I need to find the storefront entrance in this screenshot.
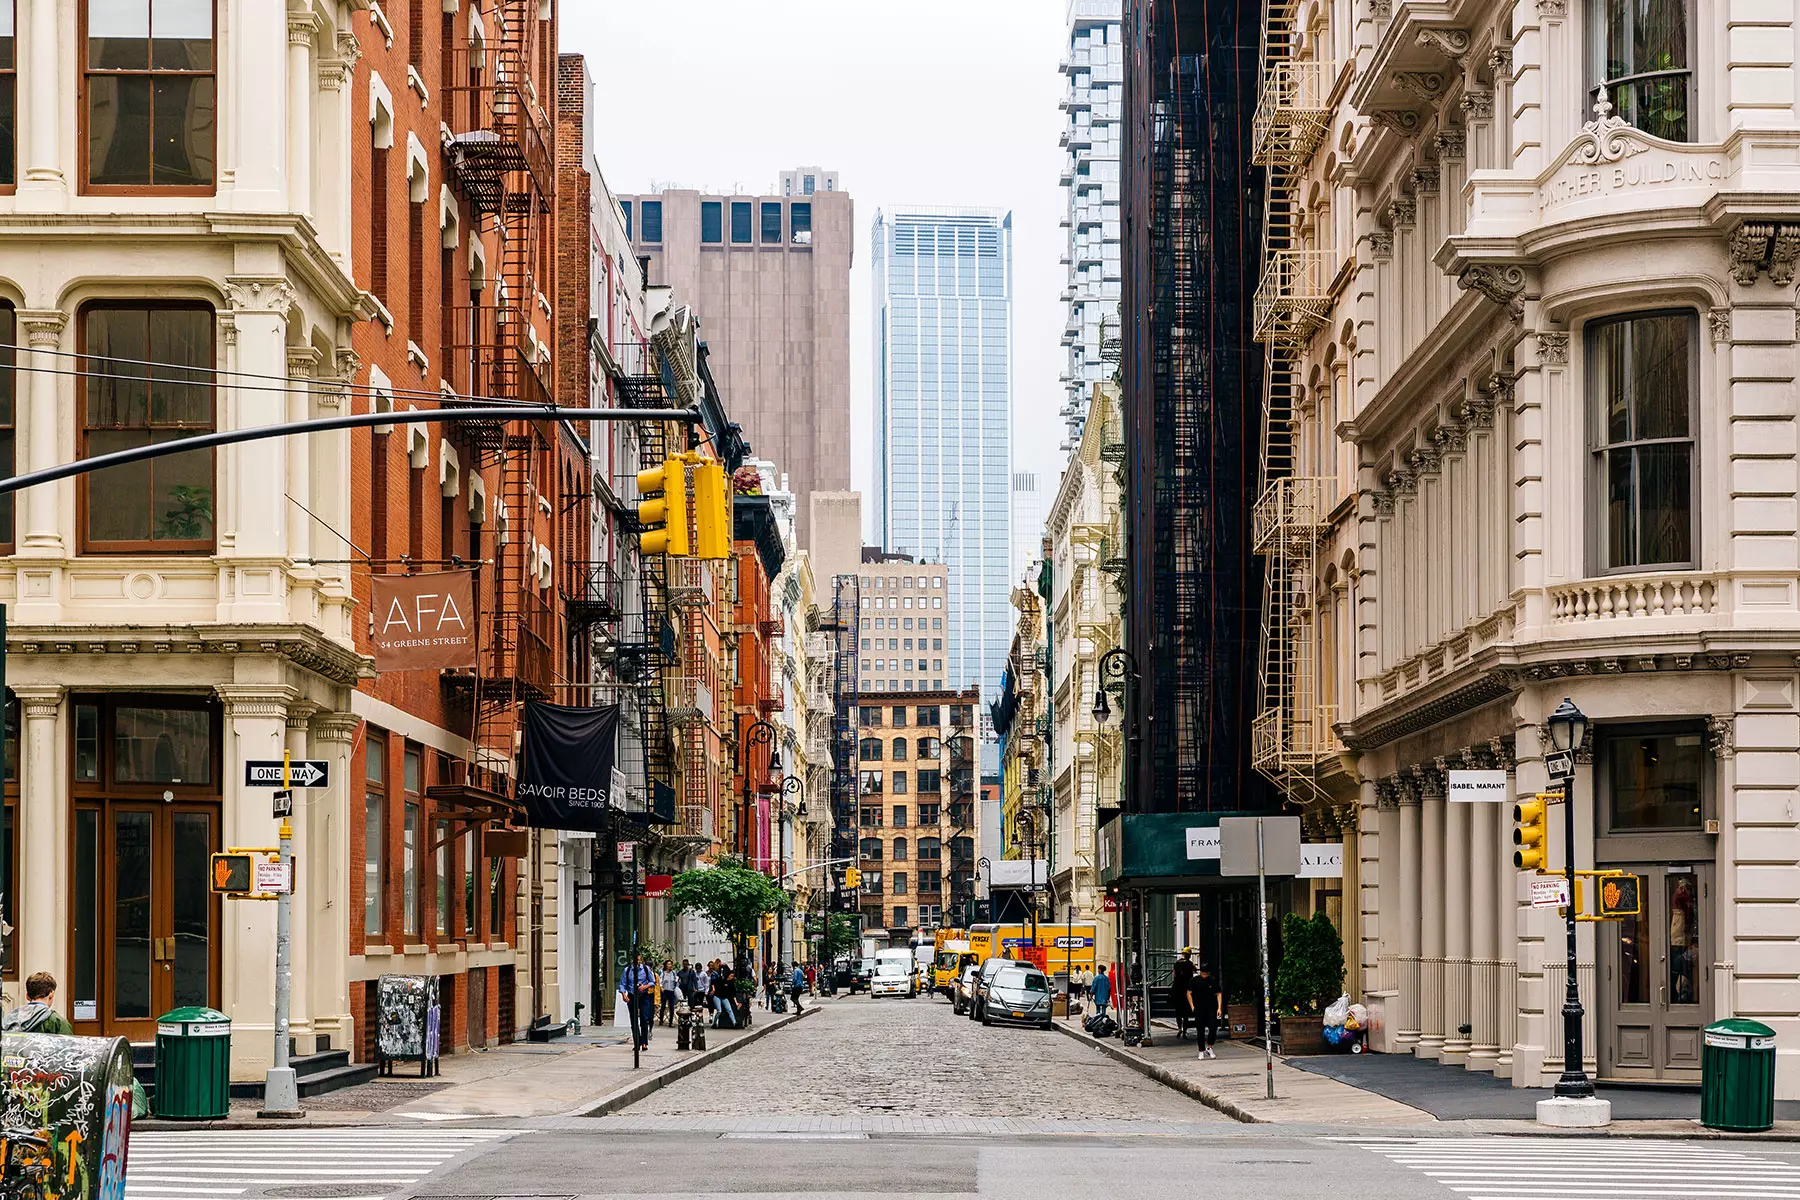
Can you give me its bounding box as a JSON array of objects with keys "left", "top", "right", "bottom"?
[
  {"left": 1600, "top": 863, "right": 1710, "bottom": 1083},
  {"left": 69, "top": 696, "right": 223, "bottom": 1044}
]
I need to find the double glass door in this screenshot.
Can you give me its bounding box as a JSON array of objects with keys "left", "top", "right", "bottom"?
[
  {"left": 72, "top": 803, "right": 220, "bottom": 1043},
  {"left": 1602, "top": 863, "right": 1709, "bottom": 1083}
]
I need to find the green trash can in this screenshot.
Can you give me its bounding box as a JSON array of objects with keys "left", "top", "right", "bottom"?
[
  {"left": 1702, "top": 1017, "right": 1777, "bottom": 1132},
  {"left": 153, "top": 1006, "right": 232, "bottom": 1119}
]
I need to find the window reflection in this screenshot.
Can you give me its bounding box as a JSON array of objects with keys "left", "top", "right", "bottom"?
[{"left": 1667, "top": 871, "right": 1699, "bottom": 1005}]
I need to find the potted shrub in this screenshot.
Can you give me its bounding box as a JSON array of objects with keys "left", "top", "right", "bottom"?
[{"left": 1271, "top": 909, "right": 1345, "bottom": 1055}]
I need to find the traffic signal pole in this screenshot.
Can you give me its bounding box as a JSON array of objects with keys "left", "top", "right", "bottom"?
[{"left": 261, "top": 752, "right": 301, "bottom": 1118}]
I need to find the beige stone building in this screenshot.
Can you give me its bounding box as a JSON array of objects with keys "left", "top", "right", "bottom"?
[
  {"left": 857, "top": 554, "right": 951, "bottom": 695},
  {"left": 1253, "top": 0, "right": 1800, "bottom": 1097},
  {"left": 619, "top": 175, "right": 853, "bottom": 548}
]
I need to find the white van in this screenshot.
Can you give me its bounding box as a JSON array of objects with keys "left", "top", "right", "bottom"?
[{"left": 874, "top": 947, "right": 919, "bottom": 998}]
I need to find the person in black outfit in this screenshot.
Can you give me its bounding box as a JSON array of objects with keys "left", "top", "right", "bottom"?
[
  {"left": 1169, "top": 948, "right": 1196, "bottom": 1039},
  {"left": 1190, "top": 962, "right": 1224, "bottom": 1059}
]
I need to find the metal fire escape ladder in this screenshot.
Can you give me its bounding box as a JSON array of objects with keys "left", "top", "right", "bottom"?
[{"left": 1252, "top": 0, "right": 1335, "bottom": 810}]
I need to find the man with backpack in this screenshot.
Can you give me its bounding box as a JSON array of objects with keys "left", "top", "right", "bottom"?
[{"left": 3, "top": 972, "right": 74, "bottom": 1035}]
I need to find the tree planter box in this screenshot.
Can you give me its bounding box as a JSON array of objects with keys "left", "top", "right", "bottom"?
[
  {"left": 1227, "top": 1003, "right": 1258, "bottom": 1039},
  {"left": 1276, "top": 1014, "right": 1325, "bottom": 1056}
]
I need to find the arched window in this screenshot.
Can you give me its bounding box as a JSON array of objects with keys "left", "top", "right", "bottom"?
[
  {"left": 917, "top": 736, "right": 941, "bottom": 760},
  {"left": 892, "top": 837, "right": 908, "bottom": 861},
  {"left": 891, "top": 737, "right": 908, "bottom": 761}
]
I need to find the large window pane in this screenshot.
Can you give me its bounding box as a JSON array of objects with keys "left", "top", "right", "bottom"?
[
  {"left": 1593, "top": 0, "right": 1691, "bottom": 141},
  {"left": 150, "top": 0, "right": 212, "bottom": 70},
  {"left": 1637, "top": 443, "right": 1692, "bottom": 565},
  {"left": 113, "top": 810, "right": 153, "bottom": 1020},
  {"left": 171, "top": 810, "right": 211, "bottom": 1008},
  {"left": 700, "top": 201, "right": 722, "bottom": 244},
  {"left": 89, "top": 0, "right": 151, "bottom": 69},
  {"left": 88, "top": 77, "right": 154, "bottom": 185},
  {"left": 150, "top": 75, "right": 214, "bottom": 185},
  {"left": 73, "top": 810, "right": 100, "bottom": 1020},
  {"left": 113, "top": 705, "right": 210, "bottom": 784},
  {"left": 1606, "top": 729, "right": 1704, "bottom": 830},
  {"left": 403, "top": 801, "right": 420, "bottom": 936},
  {"left": 1591, "top": 312, "right": 1695, "bottom": 569},
  {"left": 86, "top": 0, "right": 215, "bottom": 187}
]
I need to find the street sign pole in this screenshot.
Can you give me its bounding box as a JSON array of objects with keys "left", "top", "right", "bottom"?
[
  {"left": 1258, "top": 817, "right": 1275, "bottom": 1100},
  {"left": 261, "top": 751, "right": 301, "bottom": 1118}
]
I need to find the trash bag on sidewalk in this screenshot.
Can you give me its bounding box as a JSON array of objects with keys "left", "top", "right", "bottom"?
[{"left": 1323, "top": 993, "right": 1351, "bottom": 1028}]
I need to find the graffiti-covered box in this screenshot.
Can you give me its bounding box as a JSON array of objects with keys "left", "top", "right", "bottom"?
[
  {"left": 375, "top": 975, "right": 441, "bottom": 1077},
  {"left": 0, "top": 1032, "right": 134, "bottom": 1200}
]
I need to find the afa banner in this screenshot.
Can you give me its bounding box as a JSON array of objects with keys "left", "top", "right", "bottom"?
[
  {"left": 371, "top": 571, "right": 477, "bottom": 672},
  {"left": 517, "top": 701, "right": 620, "bottom": 833}
]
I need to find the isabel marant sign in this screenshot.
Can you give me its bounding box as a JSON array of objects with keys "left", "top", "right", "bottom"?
[{"left": 517, "top": 701, "right": 621, "bottom": 834}]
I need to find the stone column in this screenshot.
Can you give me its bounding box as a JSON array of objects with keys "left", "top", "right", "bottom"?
[
  {"left": 216, "top": 683, "right": 298, "bottom": 1079},
  {"left": 287, "top": 14, "right": 317, "bottom": 218},
  {"left": 1468, "top": 752, "right": 1503, "bottom": 1071},
  {"left": 14, "top": 687, "right": 65, "bottom": 1013},
  {"left": 16, "top": 311, "right": 67, "bottom": 559},
  {"left": 285, "top": 347, "right": 319, "bottom": 570},
  {"left": 18, "top": 0, "right": 64, "bottom": 202},
  {"left": 1397, "top": 781, "right": 1422, "bottom": 1048},
  {"left": 310, "top": 711, "right": 357, "bottom": 1055},
  {"left": 1358, "top": 773, "right": 1383, "bottom": 997},
  {"left": 320, "top": 34, "right": 362, "bottom": 267},
  {"left": 220, "top": 279, "right": 294, "bottom": 621},
  {"left": 1418, "top": 769, "right": 1447, "bottom": 1058},
  {"left": 1442, "top": 759, "right": 1472, "bottom": 1064}
]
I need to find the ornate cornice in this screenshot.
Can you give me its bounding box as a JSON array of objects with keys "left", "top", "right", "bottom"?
[
  {"left": 1369, "top": 109, "right": 1423, "bottom": 139},
  {"left": 1458, "top": 264, "right": 1527, "bottom": 318},
  {"left": 1392, "top": 72, "right": 1447, "bottom": 102},
  {"left": 6, "top": 625, "right": 371, "bottom": 686},
  {"left": 215, "top": 683, "right": 301, "bottom": 720},
  {"left": 1339, "top": 674, "right": 1515, "bottom": 751}
]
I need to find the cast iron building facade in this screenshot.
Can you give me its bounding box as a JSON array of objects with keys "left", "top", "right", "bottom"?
[{"left": 1121, "top": 0, "right": 1269, "bottom": 816}]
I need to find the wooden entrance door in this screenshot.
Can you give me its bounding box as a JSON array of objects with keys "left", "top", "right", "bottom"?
[
  {"left": 1602, "top": 863, "right": 1710, "bottom": 1083},
  {"left": 73, "top": 803, "right": 220, "bottom": 1042}
]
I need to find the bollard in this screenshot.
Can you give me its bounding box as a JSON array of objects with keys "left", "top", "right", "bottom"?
[
  {"left": 676, "top": 1004, "right": 692, "bottom": 1052},
  {"left": 1, "top": 1031, "right": 136, "bottom": 1200}
]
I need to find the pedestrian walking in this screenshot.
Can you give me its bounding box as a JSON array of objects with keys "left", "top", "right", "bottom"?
[
  {"left": 658, "top": 959, "right": 680, "bottom": 1026},
  {"left": 1190, "top": 962, "right": 1224, "bottom": 1059},
  {"left": 1170, "top": 947, "right": 1196, "bottom": 1039},
  {"left": 789, "top": 962, "right": 807, "bottom": 1014},
  {"left": 711, "top": 963, "right": 738, "bottom": 1028},
  {"left": 619, "top": 953, "right": 657, "bottom": 1051},
  {"left": 679, "top": 959, "right": 699, "bottom": 1005},
  {"left": 2, "top": 972, "right": 74, "bottom": 1034},
  {"left": 1090, "top": 962, "right": 1112, "bottom": 1018}
]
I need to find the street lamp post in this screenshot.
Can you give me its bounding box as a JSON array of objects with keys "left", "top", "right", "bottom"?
[
  {"left": 779, "top": 774, "right": 804, "bottom": 968},
  {"left": 737, "top": 718, "right": 780, "bottom": 866},
  {"left": 1546, "top": 697, "right": 1594, "bottom": 1100}
]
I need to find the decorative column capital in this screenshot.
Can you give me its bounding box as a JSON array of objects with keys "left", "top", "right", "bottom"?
[
  {"left": 289, "top": 12, "right": 320, "bottom": 45},
  {"left": 285, "top": 703, "right": 321, "bottom": 731},
  {"left": 214, "top": 683, "right": 301, "bottom": 720},
  {"left": 287, "top": 345, "right": 320, "bottom": 378},
  {"left": 312, "top": 713, "right": 361, "bottom": 744},
  {"left": 1459, "top": 89, "right": 1495, "bottom": 120},
  {"left": 1411, "top": 163, "right": 1440, "bottom": 196},
  {"left": 15, "top": 310, "right": 67, "bottom": 346},
  {"left": 1709, "top": 307, "right": 1732, "bottom": 345},
  {"left": 1433, "top": 126, "right": 1466, "bottom": 161},
  {"left": 225, "top": 275, "right": 298, "bottom": 318},
  {"left": 1707, "top": 715, "right": 1736, "bottom": 759},
  {"left": 1388, "top": 195, "right": 1418, "bottom": 229},
  {"left": 1489, "top": 45, "right": 1514, "bottom": 80},
  {"left": 1535, "top": 329, "right": 1570, "bottom": 364},
  {"left": 1369, "top": 229, "right": 1395, "bottom": 261},
  {"left": 1488, "top": 736, "right": 1516, "bottom": 772},
  {"left": 11, "top": 685, "right": 64, "bottom": 718}
]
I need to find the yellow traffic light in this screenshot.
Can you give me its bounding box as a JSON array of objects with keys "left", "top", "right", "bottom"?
[
  {"left": 636, "top": 457, "right": 691, "bottom": 557},
  {"left": 692, "top": 458, "right": 732, "bottom": 560},
  {"left": 1513, "top": 797, "right": 1548, "bottom": 871},
  {"left": 845, "top": 866, "right": 862, "bottom": 889},
  {"left": 210, "top": 853, "right": 254, "bottom": 895}
]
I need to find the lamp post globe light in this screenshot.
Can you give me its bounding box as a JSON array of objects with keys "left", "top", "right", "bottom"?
[
  {"left": 1094, "top": 648, "right": 1141, "bottom": 805},
  {"left": 1546, "top": 697, "right": 1597, "bottom": 1105}
]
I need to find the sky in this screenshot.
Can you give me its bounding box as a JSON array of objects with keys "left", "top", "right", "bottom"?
[{"left": 567, "top": 1, "right": 1070, "bottom": 538}]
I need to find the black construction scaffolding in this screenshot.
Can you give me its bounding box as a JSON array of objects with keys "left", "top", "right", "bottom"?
[{"left": 1121, "top": 0, "right": 1272, "bottom": 818}]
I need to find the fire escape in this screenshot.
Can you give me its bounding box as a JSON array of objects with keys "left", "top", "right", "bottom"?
[
  {"left": 821, "top": 574, "right": 861, "bottom": 912},
  {"left": 1251, "top": 0, "right": 1335, "bottom": 808},
  {"left": 438, "top": 0, "right": 557, "bottom": 791}
]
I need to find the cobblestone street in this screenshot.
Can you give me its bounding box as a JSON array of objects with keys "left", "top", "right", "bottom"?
[{"left": 618, "top": 994, "right": 1231, "bottom": 1121}]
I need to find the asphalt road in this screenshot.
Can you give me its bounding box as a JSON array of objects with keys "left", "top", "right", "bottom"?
[{"left": 125, "top": 995, "right": 1800, "bottom": 1200}]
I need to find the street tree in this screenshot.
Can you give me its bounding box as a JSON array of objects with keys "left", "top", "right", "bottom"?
[{"left": 669, "top": 855, "right": 786, "bottom": 970}]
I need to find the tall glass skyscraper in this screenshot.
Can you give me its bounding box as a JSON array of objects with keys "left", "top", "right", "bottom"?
[
  {"left": 1060, "top": 0, "right": 1123, "bottom": 448},
  {"left": 872, "top": 207, "right": 1014, "bottom": 700}
]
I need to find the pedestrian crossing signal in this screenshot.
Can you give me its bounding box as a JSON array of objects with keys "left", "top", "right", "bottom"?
[
  {"left": 1512, "top": 797, "right": 1548, "bottom": 871},
  {"left": 210, "top": 853, "right": 254, "bottom": 894},
  {"left": 1599, "top": 873, "right": 1642, "bottom": 918}
]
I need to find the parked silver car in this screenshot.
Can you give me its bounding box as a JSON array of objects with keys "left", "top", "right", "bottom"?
[
  {"left": 981, "top": 965, "right": 1053, "bottom": 1029},
  {"left": 967, "top": 955, "right": 1022, "bottom": 1023},
  {"left": 951, "top": 963, "right": 980, "bottom": 1015}
]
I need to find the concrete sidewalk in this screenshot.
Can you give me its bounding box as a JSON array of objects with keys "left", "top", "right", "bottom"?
[
  {"left": 1058, "top": 1017, "right": 1800, "bottom": 1139},
  {"left": 142, "top": 997, "right": 822, "bottom": 1128},
  {"left": 1056, "top": 1017, "right": 1432, "bottom": 1125}
]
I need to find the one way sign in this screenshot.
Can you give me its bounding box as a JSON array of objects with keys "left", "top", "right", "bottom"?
[{"left": 245, "top": 760, "right": 331, "bottom": 788}]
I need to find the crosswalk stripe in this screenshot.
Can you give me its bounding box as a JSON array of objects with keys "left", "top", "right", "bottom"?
[
  {"left": 1337, "top": 1136, "right": 1800, "bottom": 1200},
  {"left": 123, "top": 1127, "right": 520, "bottom": 1200}
]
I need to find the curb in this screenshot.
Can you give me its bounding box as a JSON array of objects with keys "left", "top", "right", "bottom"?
[
  {"left": 1053, "top": 1019, "right": 1260, "bottom": 1124},
  {"left": 573, "top": 1004, "right": 818, "bottom": 1118}
]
